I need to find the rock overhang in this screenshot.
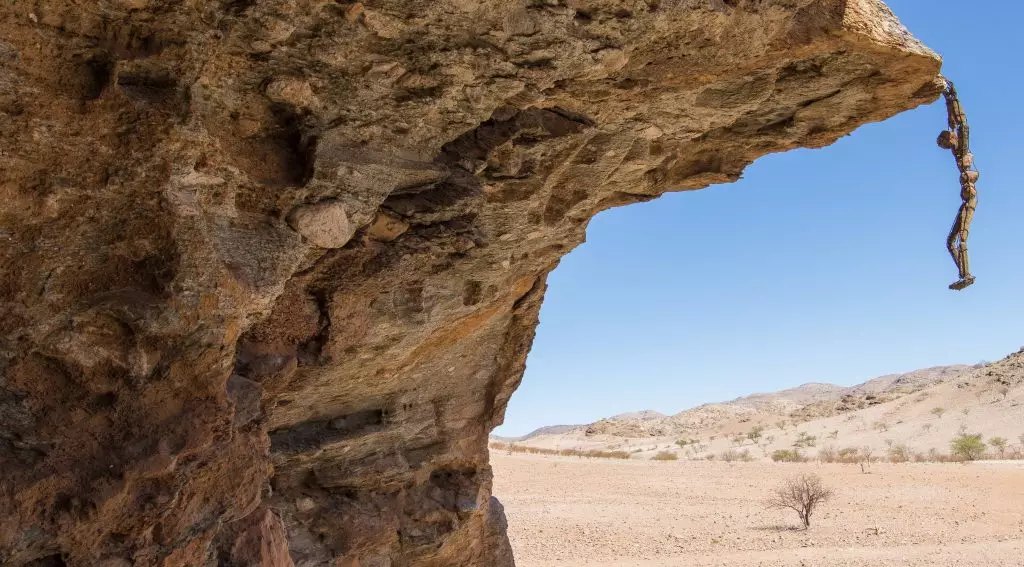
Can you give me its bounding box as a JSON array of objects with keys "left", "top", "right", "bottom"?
[{"left": 0, "top": 0, "right": 940, "bottom": 565}]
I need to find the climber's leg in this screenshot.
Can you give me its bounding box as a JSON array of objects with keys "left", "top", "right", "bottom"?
[{"left": 946, "top": 209, "right": 962, "bottom": 272}]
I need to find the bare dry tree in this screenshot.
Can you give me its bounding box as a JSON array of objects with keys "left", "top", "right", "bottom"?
[{"left": 768, "top": 473, "right": 834, "bottom": 529}]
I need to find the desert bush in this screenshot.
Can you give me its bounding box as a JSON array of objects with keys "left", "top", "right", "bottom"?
[
  {"left": 772, "top": 449, "right": 805, "bottom": 463},
  {"left": 776, "top": 420, "right": 788, "bottom": 431},
  {"left": 589, "top": 450, "right": 631, "bottom": 459},
  {"left": 950, "top": 433, "right": 986, "bottom": 461},
  {"left": 747, "top": 425, "right": 765, "bottom": 444},
  {"left": 675, "top": 439, "right": 689, "bottom": 448},
  {"left": 818, "top": 445, "right": 837, "bottom": 463},
  {"left": 931, "top": 406, "right": 946, "bottom": 418},
  {"left": 793, "top": 432, "right": 817, "bottom": 448},
  {"left": 488, "top": 442, "right": 631, "bottom": 460},
  {"left": 872, "top": 421, "right": 889, "bottom": 432},
  {"left": 887, "top": 443, "right": 913, "bottom": 463},
  {"left": 705, "top": 454, "right": 716, "bottom": 461},
  {"left": 652, "top": 450, "right": 678, "bottom": 461},
  {"left": 731, "top": 434, "right": 746, "bottom": 446},
  {"left": 720, "top": 449, "right": 753, "bottom": 462},
  {"left": 921, "top": 423, "right": 933, "bottom": 432},
  {"left": 924, "top": 448, "right": 957, "bottom": 463},
  {"left": 989, "top": 437, "right": 1009, "bottom": 459},
  {"left": 836, "top": 447, "right": 861, "bottom": 464},
  {"left": 828, "top": 429, "right": 839, "bottom": 440},
  {"left": 768, "top": 473, "right": 834, "bottom": 529}
]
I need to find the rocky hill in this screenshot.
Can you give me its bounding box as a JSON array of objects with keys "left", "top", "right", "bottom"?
[
  {"left": 493, "top": 424, "right": 582, "bottom": 443},
  {"left": 579, "top": 365, "right": 970, "bottom": 438},
  {"left": 511, "top": 351, "right": 1023, "bottom": 461}
]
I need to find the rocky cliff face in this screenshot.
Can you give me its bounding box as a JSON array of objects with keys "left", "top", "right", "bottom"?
[{"left": 0, "top": 1, "right": 940, "bottom": 565}]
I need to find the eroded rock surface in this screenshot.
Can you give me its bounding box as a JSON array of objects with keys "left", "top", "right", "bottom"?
[{"left": 0, "top": 1, "right": 939, "bottom": 565}]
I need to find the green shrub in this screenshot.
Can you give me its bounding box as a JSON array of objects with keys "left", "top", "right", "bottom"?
[
  {"left": 887, "top": 443, "right": 912, "bottom": 463},
  {"left": 837, "top": 447, "right": 861, "bottom": 464},
  {"left": 950, "top": 433, "right": 986, "bottom": 461},
  {"left": 793, "top": 432, "right": 817, "bottom": 448},
  {"left": 772, "top": 449, "right": 804, "bottom": 463},
  {"left": 747, "top": 425, "right": 765, "bottom": 444},
  {"left": 989, "top": 437, "right": 1008, "bottom": 458}
]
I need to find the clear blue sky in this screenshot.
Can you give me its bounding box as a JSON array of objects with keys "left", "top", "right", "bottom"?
[{"left": 495, "top": 2, "right": 1024, "bottom": 437}]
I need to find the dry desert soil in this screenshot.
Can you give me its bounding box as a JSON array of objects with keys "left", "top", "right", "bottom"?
[{"left": 491, "top": 453, "right": 1024, "bottom": 566}]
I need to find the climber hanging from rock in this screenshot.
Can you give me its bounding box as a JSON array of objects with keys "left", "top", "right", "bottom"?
[{"left": 936, "top": 77, "right": 979, "bottom": 291}]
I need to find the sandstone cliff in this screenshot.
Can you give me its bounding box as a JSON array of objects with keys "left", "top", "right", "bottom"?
[{"left": 0, "top": 1, "right": 941, "bottom": 565}]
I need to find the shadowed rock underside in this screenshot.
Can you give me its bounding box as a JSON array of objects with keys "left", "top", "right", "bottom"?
[{"left": 0, "top": 0, "right": 940, "bottom": 565}]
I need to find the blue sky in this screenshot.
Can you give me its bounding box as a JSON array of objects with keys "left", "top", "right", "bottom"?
[{"left": 495, "top": 2, "right": 1024, "bottom": 436}]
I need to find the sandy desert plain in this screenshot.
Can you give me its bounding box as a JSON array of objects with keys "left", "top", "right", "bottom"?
[{"left": 491, "top": 453, "right": 1024, "bottom": 566}]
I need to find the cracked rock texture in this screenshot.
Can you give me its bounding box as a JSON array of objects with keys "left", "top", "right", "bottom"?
[{"left": 0, "top": 0, "right": 940, "bottom": 565}]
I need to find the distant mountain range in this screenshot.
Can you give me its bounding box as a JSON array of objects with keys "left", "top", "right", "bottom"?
[
  {"left": 492, "top": 350, "right": 1024, "bottom": 461},
  {"left": 499, "top": 364, "right": 975, "bottom": 441}
]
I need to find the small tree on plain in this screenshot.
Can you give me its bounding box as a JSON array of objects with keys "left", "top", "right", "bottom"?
[
  {"left": 768, "top": 473, "right": 834, "bottom": 529},
  {"left": 989, "top": 437, "right": 1008, "bottom": 459},
  {"left": 950, "top": 433, "right": 986, "bottom": 461}
]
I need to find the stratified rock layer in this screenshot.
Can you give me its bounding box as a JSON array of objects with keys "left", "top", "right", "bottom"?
[{"left": 0, "top": 1, "right": 940, "bottom": 565}]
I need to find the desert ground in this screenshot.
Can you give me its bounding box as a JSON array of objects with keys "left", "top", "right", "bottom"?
[{"left": 491, "top": 453, "right": 1024, "bottom": 566}]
